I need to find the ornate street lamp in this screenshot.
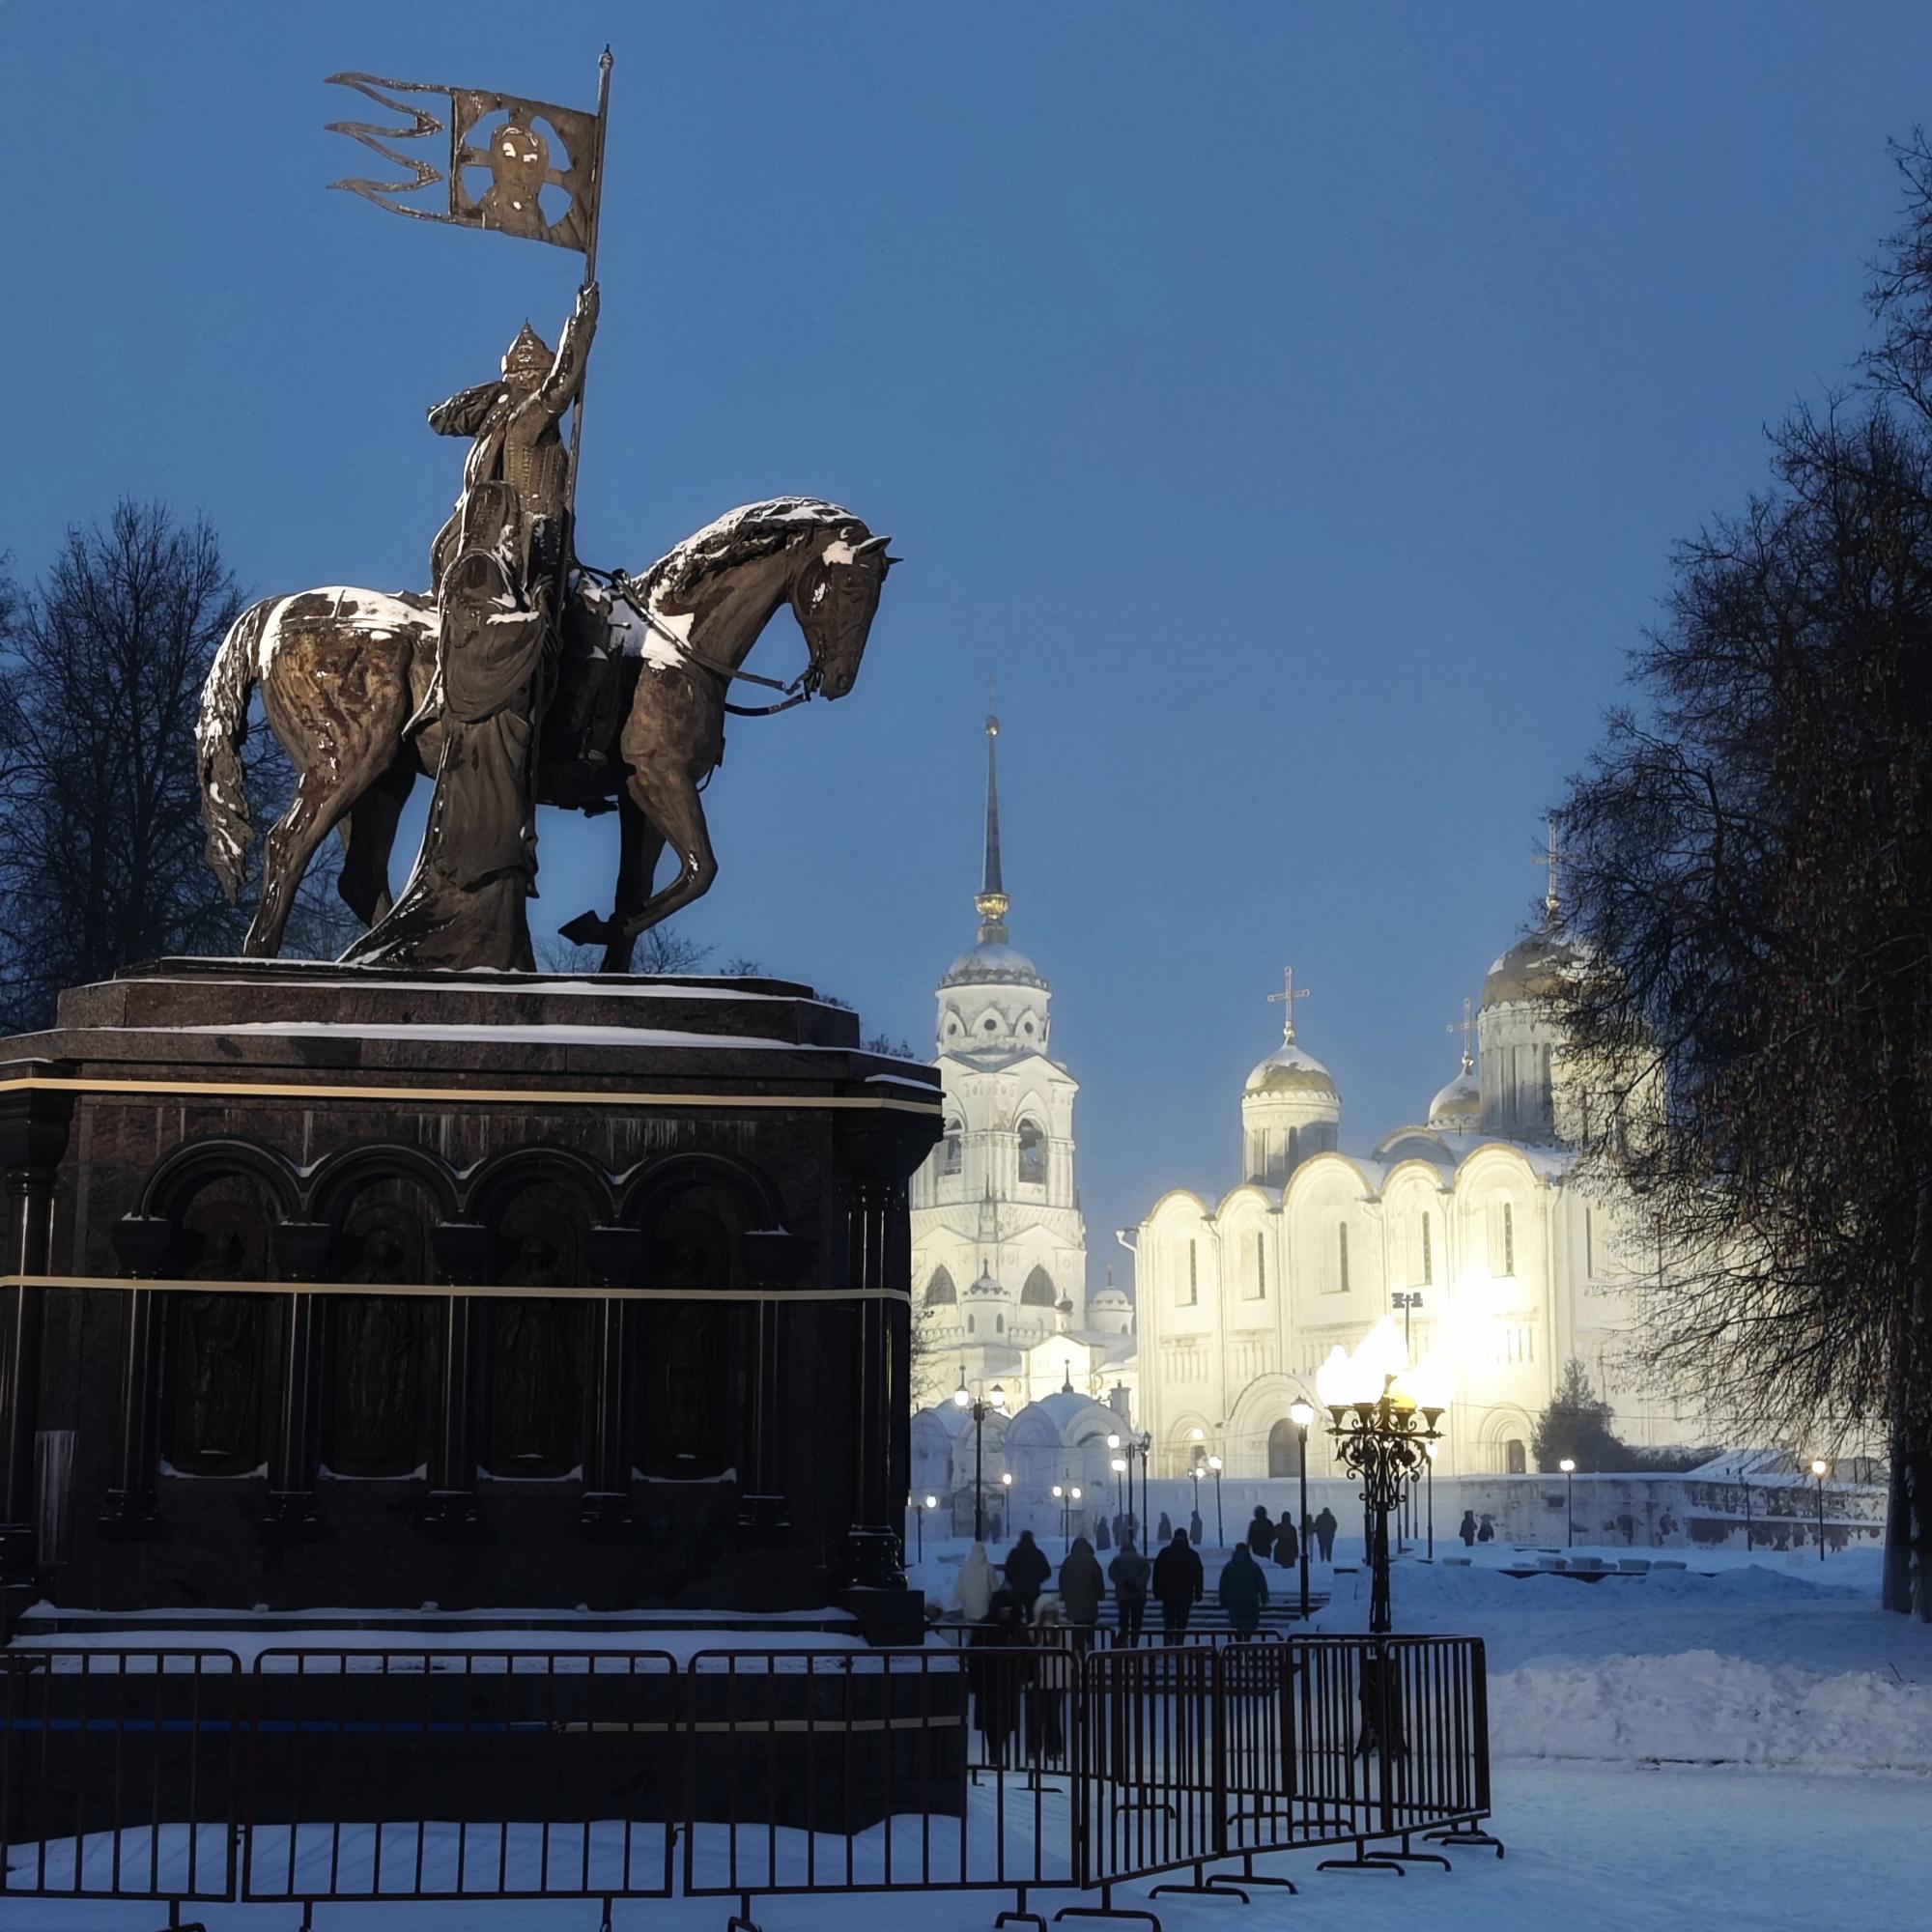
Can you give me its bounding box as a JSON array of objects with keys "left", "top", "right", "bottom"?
[
  {"left": 920, "top": 1493, "right": 937, "bottom": 1562},
  {"left": 1134, "top": 1430, "right": 1153, "bottom": 1547},
  {"left": 953, "top": 1376, "right": 1007, "bottom": 1543},
  {"left": 1207, "top": 1454, "right": 1225, "bottom": 1546},
  {"left": 1317, "top": 1321, "right": 1450, "bottom": 1636},
  {"left": 1424, "top": 1441, "right": 1437, "bottom": 1562},
  {"left": 1289, "top": 1399, "right": 1314, "bottom": 1619},
  {"left": 1809, "top": 1458, "right": 1829, "bottom": 1562},
  {"left": 1558, "top": 1458, "right": 1577, "bottom": 1548}
]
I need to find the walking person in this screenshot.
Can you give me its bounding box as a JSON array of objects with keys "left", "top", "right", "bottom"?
[
  {"left": 1273, "top": 1514, "right": 1298, "bottom": 1570},
  {"left": 1459, "top": 1509, "right": 1479, "bottom": 1548},
  {"left": 1026, "top": 1601, "right": 1072, "bottom": 1762},
  {"left": 1157, "top": 1511, "right": 1174, "bottom": 1544},
  {"left": 1003, "top": 1529, "right": 1051, "bottom": 1613},
  {"left": 1108, "top": 1535, "right": 1151, "bottom": 1646},
  {"left": 1058, "top": 1534, "right": 1104, "bottom": 1649},
  {"left": 954, "top": 1542, "right": 997, "bottom": 1622},
  {"left": 1218, "top": 1542, "right": 1270, "bottom": 1637},
  {"left": 1314, "top": 1506, "right": 1338, "bottom": 1563},
  {"left": 1247, "top": 1506, "right": 1276, "bottom": 1559},
  {"left": 1152, "top": 1528, "right": 1205, "bottom": 1642},
  {"left": 1476, "top": 1516, "right": 1495, "bottom": 1545},
  {"left": 968, "top": 1588, "right": 1030, "bottom": 1768},
  {"left": 1188, "top": 1507, "right": 1204, "bottom": 1547}
]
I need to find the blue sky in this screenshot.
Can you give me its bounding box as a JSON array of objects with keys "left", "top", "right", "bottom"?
[{"left": 4, "top": 4, "right": 1928, "bottom": 1268}]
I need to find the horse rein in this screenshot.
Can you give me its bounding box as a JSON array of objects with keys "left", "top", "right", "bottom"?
[{"left": 583, "top": 564, "right": 818, "bottom": 718}]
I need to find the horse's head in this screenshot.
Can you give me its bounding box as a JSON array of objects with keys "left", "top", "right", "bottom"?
[{"left": 788, "top": 519, "right": 897, "bottom": 700}]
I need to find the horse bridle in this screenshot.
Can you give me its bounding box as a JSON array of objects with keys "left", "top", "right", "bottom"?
[{"left": 583, "top": 563, "right": 820, "bottom": 718}]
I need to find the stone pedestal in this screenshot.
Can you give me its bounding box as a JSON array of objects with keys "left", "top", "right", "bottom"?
[{"left": 0, "top": 959, "right": 938, "bottom": 1643}]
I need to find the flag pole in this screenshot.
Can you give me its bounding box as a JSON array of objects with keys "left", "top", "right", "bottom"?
[{"left": 564, "top": 45, "right": 613, "bottom": 526}]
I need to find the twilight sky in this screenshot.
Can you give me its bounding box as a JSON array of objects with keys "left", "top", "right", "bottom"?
[{"left": 4, "top": 4, "right": 1929, "bottom": 1274}]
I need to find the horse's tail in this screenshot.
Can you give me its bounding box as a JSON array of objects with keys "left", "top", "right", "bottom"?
[{"left": 197, "top": 597, "right": 273, "bottom": 903}]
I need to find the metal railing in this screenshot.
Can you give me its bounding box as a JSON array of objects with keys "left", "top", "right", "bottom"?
[{"left": 1, "top": 1634, "right": 1492, "bottom": 1926}]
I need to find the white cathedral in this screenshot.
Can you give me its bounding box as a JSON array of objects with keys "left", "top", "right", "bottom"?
[
  {"left": 909, "top": 715, "right": 1136, "bottom": 1415},
  {"left": 1125, "top": 853, "right": 1711, "bottom": 1483}
]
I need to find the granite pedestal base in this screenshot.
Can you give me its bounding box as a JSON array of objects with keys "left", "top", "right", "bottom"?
[{"left": 0, "top": 959, "right": 938, "bottom": 1645}]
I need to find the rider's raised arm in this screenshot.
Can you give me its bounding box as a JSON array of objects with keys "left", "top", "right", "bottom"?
[{"left": 532, "top": 280, "right": 599, "bottom": 424}]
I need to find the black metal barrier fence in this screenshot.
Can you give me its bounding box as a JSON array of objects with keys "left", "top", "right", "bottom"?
[{"left": 2, "top": 1634, "right": 1492, "bottom": 1927}]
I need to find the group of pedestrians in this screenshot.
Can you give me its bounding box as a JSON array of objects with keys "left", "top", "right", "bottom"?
[{"left": 1242, "top": 1502, "right": 1339, "bottom": 1565}]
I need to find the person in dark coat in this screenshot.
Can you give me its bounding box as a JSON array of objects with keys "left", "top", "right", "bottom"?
[
  {"left": 967, "top": 1588, "right": 1031, "bottom": 1767},
  {"left": 1247, "top": 1506, "right": 1276, "bottom": 1559},
  {"left": 1314, "top": 1506, "right": 1338, "bottom": 1562},
  {"left": 1476, "top": 1516, "right": 1495, "bottom": 1544},
  {"left": 1188, "top": 1508, "right": 1204, "bottom": 1547},
  {"left": 1151, "top": 1529, "right": 1205, "bottom": 1641},
  {"left": 1156, "top": 1511, "right": 1173, "bottom": 1543},
  {"left": 1110, "top": 1513, "right": 1124, "bottom": 1550},
  {"left": 1003, "top": 1530, "right": 1051, "bottom": 1611},
  {"left": 1217, "top": 1543, "right": 1270, "bottom": 1635},
  {"left": 1459, "top": 1510, "right": 1479, "bottom": 1548},
  {"left": 1058, "top": 1535, "right": 1104, "bottom": 1643},
  {"left": 1108, "top": 1536, "right": 1150, "bottom": 1645},
  {"left": 1094, "top": 1514, "right": 1111, "bottom": 1551},
  {"left": 1273, "top": 1517, "right": 1299, "bottom": 1568},
  {"left": 1302, "top": 1511, "right": 1315, "bottom": 1550}
]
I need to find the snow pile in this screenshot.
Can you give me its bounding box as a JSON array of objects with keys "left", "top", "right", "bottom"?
[{"left": 1492, "top": 1649, "right": 1932, "bottom": 1774}]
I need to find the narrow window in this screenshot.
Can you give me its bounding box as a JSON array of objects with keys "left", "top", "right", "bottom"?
[
  {"left": 1338, "top": 1224, "right": 1350, "bottom": 1293},
  {"left": 1584, "top": 1207, "right": 1594, "bottom": 1278},
  {"left": 1420, "top": 1211, "right": 1433, "bottom": 1286},
  {"left": 1502, "top": 1202, "right": 1515, "bottom": 1276},
  {"left": 1186, "top": 1239, "right": 1198, "bottom": 1305},
  {"left": 1255, "top": 1233, "right": 1266, "bottom": 1299}
]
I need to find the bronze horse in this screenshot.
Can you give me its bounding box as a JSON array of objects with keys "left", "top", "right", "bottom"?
[{"left": 197, "top": 497, "right": 895, "bottom": 972}]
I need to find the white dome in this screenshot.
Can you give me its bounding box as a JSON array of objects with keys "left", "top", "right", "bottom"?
[
  {"left": 941, "top": 939, "right": 1048, "bottom": 991},
  {"left": 1090, "top": 1285, "right": 1130, "bottom": 1308},
  {"left": 1428, "top": 1066, "right": 1481, "bottom": 1128},
  {"left": 967, "top": 1268, "right": 1009, "bottom": 1299},
  {"left": 1482, "top": 930, "right": 1581, "bottom": 1009},
  {"left": 1244, "top": 1041, "right": 1337, "bottom": 1098}
]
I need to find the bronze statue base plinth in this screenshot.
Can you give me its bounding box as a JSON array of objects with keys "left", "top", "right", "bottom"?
[{"left": 0, "top": 958, "right": 936, "bottom": 1645}]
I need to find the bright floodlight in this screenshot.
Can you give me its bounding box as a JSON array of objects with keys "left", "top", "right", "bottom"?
[
  {"left": 1289, "top": 1400, "right": 1315, "bottom": 1429},
  {"left": 1190, "top": 1427, "right": 1205, "bottom": 1440},
  {"left": 1107, "top": 1433, "right": 1122, "bottom": 1450},
  {"left": 1070, "top": 1486, "right": 1082, "bottom": 1500},
  {"left": 952, "top": 1384, "right": 971, "bottom": 1410},
  {"left": 1809, "top": 1458, "right": 1828, "bottom": 1477},
  {"left": 1191, "top": 1466, "right": 1203, "bottom": 1482},
  {"left": 990, "top": 1383, "right": 1008, "bottom": 1411},
  {"left": 1052, "top": 1484, "right": 1064, "bottom": 1498},
  {"left": 1001, "top": 1471, "right": 1013, "bottom": 1487},
  {"left": 1111, "top": 1457, "right": 1127, "bottom": 1473},
  {"left": 1558, "top": 1458, "right": 1577, "bottom": 1473},
  {"left": 1208, "top": 1455, "right": 1223, "bottom": 1471}
]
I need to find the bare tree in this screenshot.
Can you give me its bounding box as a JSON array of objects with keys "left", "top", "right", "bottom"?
[{"left": 0, "top": 502, "right": 350, "bottom": 1029}]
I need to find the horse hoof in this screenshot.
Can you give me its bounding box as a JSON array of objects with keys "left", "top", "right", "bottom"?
[{"left": 558, "top": 910, "right": 615, "bottom": 947}]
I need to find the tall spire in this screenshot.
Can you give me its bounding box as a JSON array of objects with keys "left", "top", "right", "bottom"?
[{"left": 974, "top": 701, "right": 1010, "bottom": 943}]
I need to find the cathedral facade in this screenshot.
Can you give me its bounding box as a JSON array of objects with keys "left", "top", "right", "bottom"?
[
  {"left": 909, "top": 716, "right": 1134, "bottom": 1412},
  {"left": 1125, "top": 877, "right": 1704, "bottom": 1482}
]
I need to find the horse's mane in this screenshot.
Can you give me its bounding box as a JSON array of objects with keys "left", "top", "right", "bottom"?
[{"left": 639, "top": 497, "right": 861, "bottom": 603}]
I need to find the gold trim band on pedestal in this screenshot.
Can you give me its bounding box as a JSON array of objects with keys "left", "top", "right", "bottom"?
[
  {"left": 0, "top": 1073, "right": 939, "bottom": 1115},
  {"left": 0, "top": 1273, "right": 909, "bottom": 1304}
]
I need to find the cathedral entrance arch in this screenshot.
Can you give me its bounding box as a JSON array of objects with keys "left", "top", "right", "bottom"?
[{"left": 1267, "top": 1417, "right": 1303, "bottom": 1478}]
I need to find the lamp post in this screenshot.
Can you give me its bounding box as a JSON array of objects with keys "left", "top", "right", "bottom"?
[
  {"left": 1289, "top": 1399, "right": 1314, "bottom": 1619},
  {"left": 1809, "top": 1459, "right": 1829, "bottom": 1562},
  {"left": 1000, "top": 1469, "right": 1013, "bottom": 1541},
  {"left": 1559, "top": 1458, "right": 1577, "bottom": 1548},
  {"left": 1107, "top": 1432, "right": 1125, "bottom": 1525},
  {"left": 1070, "top": 1484, "right": 1082, "bottom": 1552},
  {"left": 922, "top": 1493, "right": 936, "bottom": 1562},
  {"left": 1318, "top": 1332, "right": 1448, "bottom": 1636},
  {"left": 1053, "top": 1483, "right": 1065, "bottom": 1549},
  {"left": 1190, "top": 1465, "right": 1204, "bottom": 1543},
  {"left": 1392, "top": 1292, "right": 1425, "bottom": 1554},
  {"left": 1424, "top": 1441, "right": 1436, "bottom": 1561},
  {"left": 1136, "top": 1431, "right": 1152, "bottom": 1548},
  {"left": 952, "top": 1377, "right": 1008, "bottom": 1543},
  {"left": 1208, "top": 1454, "right": 1225, "bottom": 1546}
]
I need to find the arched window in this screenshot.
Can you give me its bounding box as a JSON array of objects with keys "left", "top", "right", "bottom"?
[
  {"left": 1494, "top": 1200, "right": 1515, "bottom": 1276},
  {"left": 1505, "top": 1437, "right": 1527, "bottom": 1475},
  {"left": 1248, "top": 1233, "right": 1265, "bottom": 1300},
  {"left": 1267, "top": 1418, "right": 1302, "bottom": 1478},
  {"left": 996, "top": 1313, "right": 1005, "bottom": 1333},
  {"left": 925, "top": 1265, "right": 957, "bottom": 1306},
  {"left": 1020, "top": 1264, "right": 1057, "bottom": 1307},
  {"left": 1418, "top": 1210, "right": 1434, "bottom": 1286},
  {"left": 1182, "top": 1239, "right": 1199, "bottom": 1306},
  {"left": 941, "top": 1121, "right": 963, "bottom": 1175},
  {"left": 1337, "top": 1224, "right": 1350, "bottom": 1293},
  {"left": 1017, "top": 1120, "right": 1046, "bottom": 1184}
]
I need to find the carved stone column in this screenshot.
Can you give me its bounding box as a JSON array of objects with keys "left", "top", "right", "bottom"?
[
  {"left": 581, "top": 1225, "right": 643, "bottom": 1533},
  {"left": 739, "top": 1230, "right": 812, "bottom": 1532},
  {"left": 100, "top": 1215, "right": 171, "bottom": 1539},
  {"left": 0, "top": 1078, "right": 71, "bottom": 1597},
  {"left": 263, "top": 1221, "right": 331, "bottom": 1538},
  {"left": 419, "top": 1222, "right": 490, "bottom": 1540}
]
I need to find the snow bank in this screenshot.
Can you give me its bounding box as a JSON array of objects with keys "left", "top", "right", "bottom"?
[{"left": 1491, "top": 1649, "right": 1932, "bottom": 1775}]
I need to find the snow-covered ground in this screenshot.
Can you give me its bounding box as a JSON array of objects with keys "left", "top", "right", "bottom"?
[{"left": 14, "top": 1538, "right": 1930, "bottom": 1928}]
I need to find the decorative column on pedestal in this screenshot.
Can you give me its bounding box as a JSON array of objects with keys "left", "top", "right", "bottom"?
[
  {"left": 419, "top": 1222, "right": 492, "bottom": 1540},
  {"left": 739, "top": 1229, "right": 812, "bottom": 1532},
  {"left": 264, "top": 1220, "right": 332, "bottom": 1538},
  {"left": 0, "top": 1076, "right": 72, "bottom": 1614},
  {"left": 581, "top": 1225, "right": 644, "bottom": 1534},
  {"left": 101, "top": 1215, "right": 172, "bottom": 1538}
]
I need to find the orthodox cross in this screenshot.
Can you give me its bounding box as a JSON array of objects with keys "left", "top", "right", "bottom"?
[
  {"left": 1268, "top": 966, "right": 1310, "bottom": 1044},
  {"left": 1447, "top": 996, "right": 1475, "bottom": 1072},
  {"left": 1538, "top": 814, "right": 1570, "bottom": 920}
]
